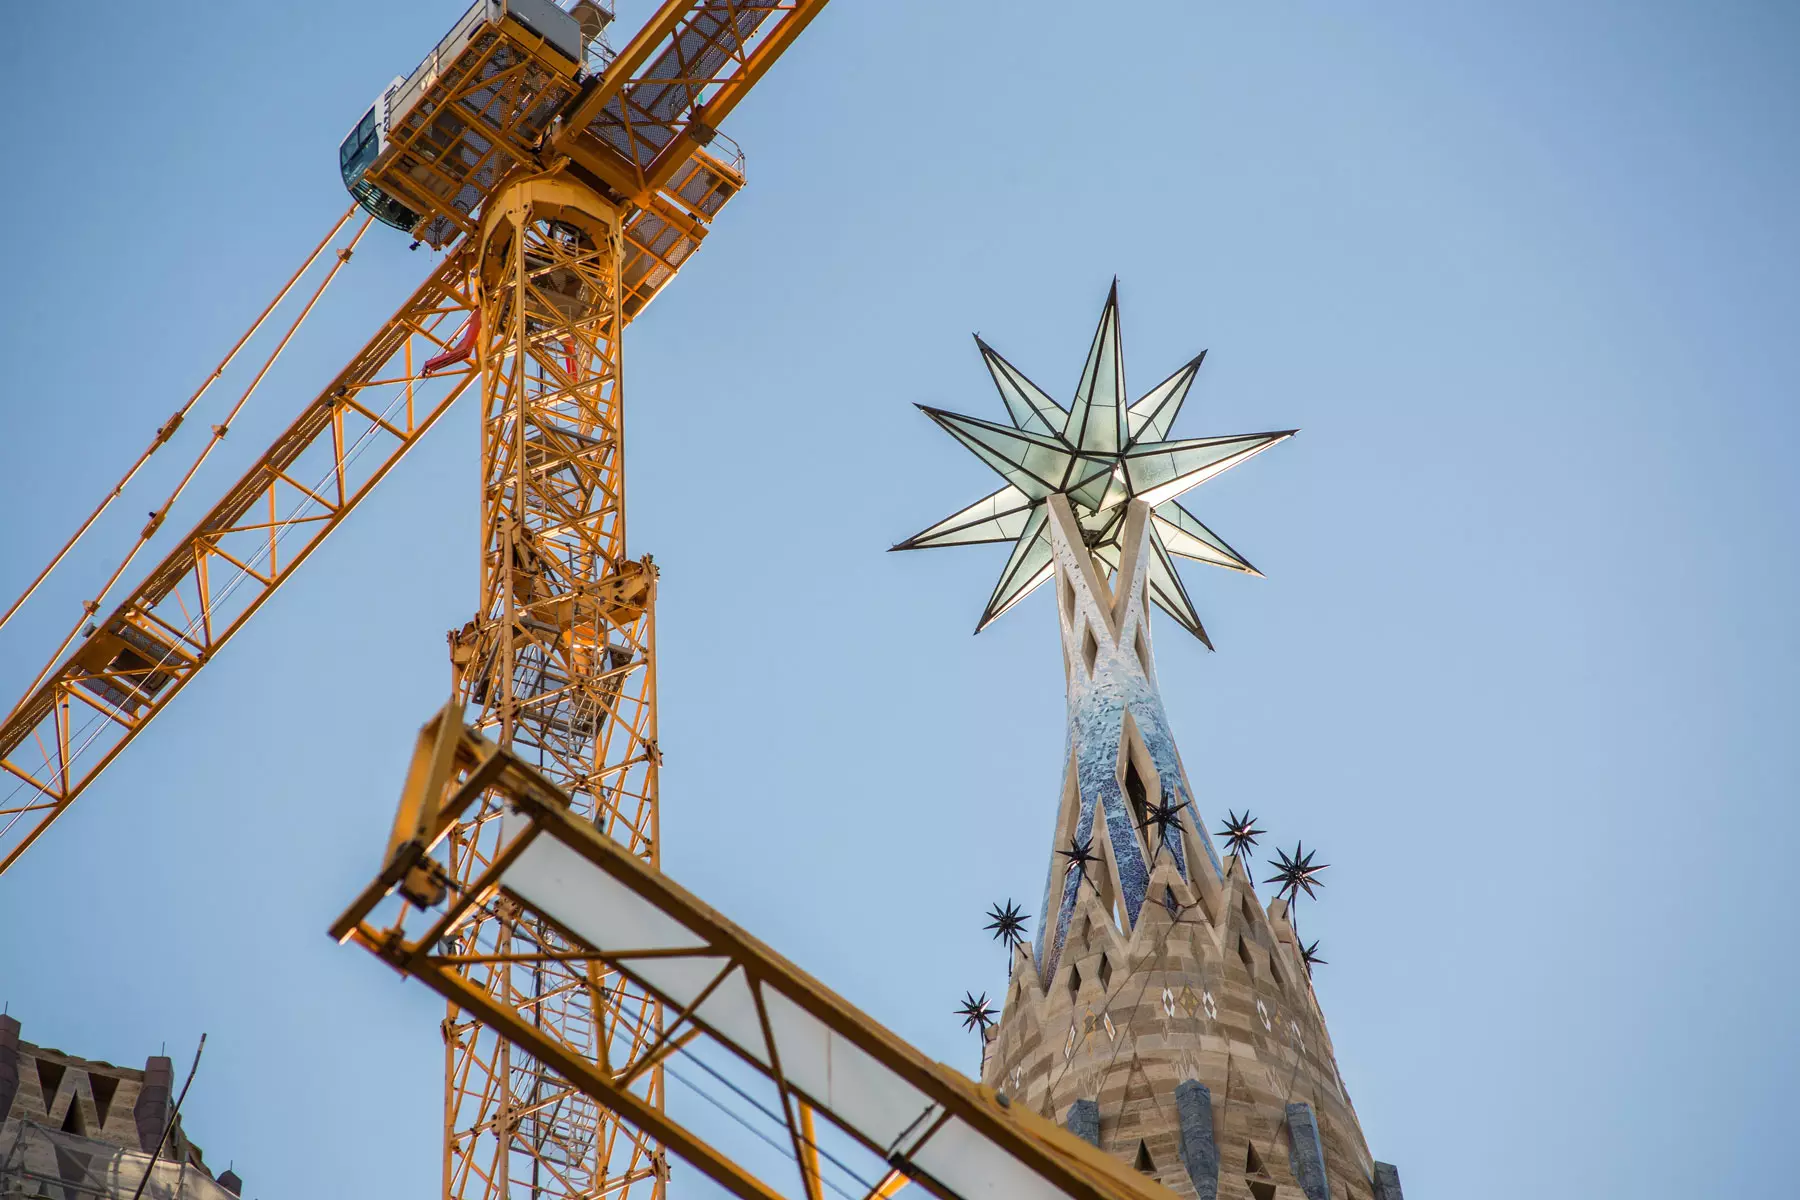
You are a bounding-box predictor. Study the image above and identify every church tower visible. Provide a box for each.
[896,286,1406,1200]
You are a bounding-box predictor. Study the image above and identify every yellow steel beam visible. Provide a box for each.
[335,707,1183,1200]
[553,1,832,200]
[425,961,785,1200]
[642,2,832,193]
[557,0,701,138]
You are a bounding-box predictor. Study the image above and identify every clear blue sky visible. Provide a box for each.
[2,2,1796,1197]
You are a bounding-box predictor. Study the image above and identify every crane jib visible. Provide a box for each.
[0,254,481,859]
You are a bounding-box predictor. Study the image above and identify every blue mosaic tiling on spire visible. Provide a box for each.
[1033,503,1224,981]
[889,286,1290,986]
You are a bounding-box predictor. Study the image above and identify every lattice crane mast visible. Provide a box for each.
[0,3,829,1198]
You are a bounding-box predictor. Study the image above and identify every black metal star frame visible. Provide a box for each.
[1137,795,1191,855]
[1216,809,1265,865]
[984,900,1029,952]
[1264,841,1329,905]
[1058,836,1099,887]
[890,284,1294,640]
[956,991,997,1035]
[1300,940,1327,973]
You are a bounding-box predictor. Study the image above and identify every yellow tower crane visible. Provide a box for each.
[0,3,828,1198]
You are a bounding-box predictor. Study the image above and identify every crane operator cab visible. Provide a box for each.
[339,78,419,233]
[335,0,596,247]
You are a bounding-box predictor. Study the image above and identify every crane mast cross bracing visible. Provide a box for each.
[0,3,833,1199]
[447,169,667,1200]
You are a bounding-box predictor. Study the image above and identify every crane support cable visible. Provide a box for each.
[0,359,459,852]
[13,216,375,702]
[0,249,482,873]
[0,205,359,639]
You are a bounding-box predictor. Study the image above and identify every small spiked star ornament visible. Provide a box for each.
[956,991,997,1035]
[1138,795,1189,854]
[1265,841,1329,905]
[892,282,1294,644]
[984,900,1029,953]
[1216,809,1265,865]
[1300,940,1327,973]
[1058,836,1099,886]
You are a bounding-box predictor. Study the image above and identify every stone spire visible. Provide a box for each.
[1032,495,1218,979]
[985,499,1404,1200]
[895,284,1406,1199]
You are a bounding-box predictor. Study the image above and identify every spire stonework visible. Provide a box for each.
[897,287,1406,1199]
[985,499,1392,1199]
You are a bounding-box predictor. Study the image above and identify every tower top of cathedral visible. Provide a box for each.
[895,286,1406,1200]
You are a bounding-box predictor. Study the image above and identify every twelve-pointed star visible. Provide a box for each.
[1300,940,1327,972]
[1058,835,1099,885]
[1216,809,1266,861]
[1138,795,1190,853]
[892,281,1295,645]
[983,900,1030,951]
[1265,841,1330,904]
[956,991,998,1034]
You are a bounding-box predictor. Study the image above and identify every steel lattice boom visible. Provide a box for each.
[0,251,482,868]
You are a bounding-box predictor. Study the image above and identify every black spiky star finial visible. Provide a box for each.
[956,991,997,1035]
[1215,809,1265,866]
[1265,841,1329,905]
[1300,940,1327,973]
[1137,795,1189,854]
[1058,835,1099,886]
[984,900,1029,953]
